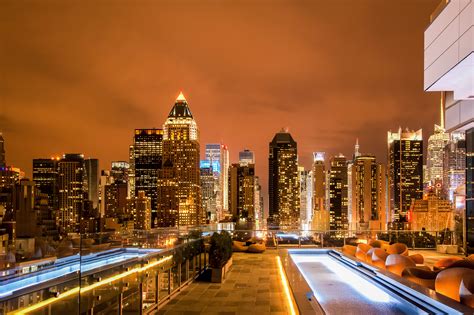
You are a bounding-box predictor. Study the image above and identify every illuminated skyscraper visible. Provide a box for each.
[387,128,423,228]
[204,143,229,220]
[133,128,163,225]
[111,161,129,183]
[426,125,449,186]
[443,132,465,202]
[33,158,59,210]
[128,145,135,198]
[57,154,84,234]
[200,163,217,222]
[254,176,264,228]
[0,133,5,168]
[84,158,99,210]
[229,163,255,222]
[329,154,348,230]
[239,149,255,165]
[268,130,300,229]
[298,166,310,229]
[134,191,151,230]
[349,154,386,231]
[311,152,329,231]
[158,93,203,226]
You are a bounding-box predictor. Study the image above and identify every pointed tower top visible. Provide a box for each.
[176,91,186,102]
[353,138,361,159]
[168,92,193,118]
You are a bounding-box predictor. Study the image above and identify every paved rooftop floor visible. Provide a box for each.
[157,250,290,315]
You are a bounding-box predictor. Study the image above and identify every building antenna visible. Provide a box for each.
[440,92,445,129]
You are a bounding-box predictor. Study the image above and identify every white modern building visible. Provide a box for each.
[424,0,473,254]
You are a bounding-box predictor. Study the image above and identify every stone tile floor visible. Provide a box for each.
[156,248,463,315]
[156,250,290,315]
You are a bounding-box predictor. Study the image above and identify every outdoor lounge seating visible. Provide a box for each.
[342,245,357,256]
[371,248,389,269]
[232,241,249,252]
[385,254,416,276]
[247,243,266,253]
[402,267,439,290]
[433,256,464,270]
[232,239,266,253]
[355,244,372,261]
[435,268,474,302]
[459,273,474,308]
[386,243,409,256]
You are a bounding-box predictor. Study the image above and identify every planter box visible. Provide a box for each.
[446,245,458,254]
[437,245,458,254]
[211,257,233,283]
[437,245,447,253]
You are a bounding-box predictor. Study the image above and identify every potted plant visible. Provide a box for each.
[209,231,233,283]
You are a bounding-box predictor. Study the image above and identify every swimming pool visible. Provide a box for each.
[285,249,471,315]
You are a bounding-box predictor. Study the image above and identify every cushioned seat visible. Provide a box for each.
[436,267,474,302]
[402,267,439,290]
[433,257,463,271]
[247,243,265,253]
[342,245,357,257]
[355,244,372,261]
[385,254,416,276]
[459,273,474,308]
[371,248,389,269]
[408,254,424,264]
[232,241,249,252]
[446,259,474,270]
[369,240,382,248]
[365,248,377,264]
[386,243,409,256]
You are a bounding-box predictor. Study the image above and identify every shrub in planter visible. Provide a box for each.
[209,231,233,282]
[209,231,232,268]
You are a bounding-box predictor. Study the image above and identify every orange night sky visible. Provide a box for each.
[1,0,440,204]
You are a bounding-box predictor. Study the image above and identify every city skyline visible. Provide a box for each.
[1,0,441,197]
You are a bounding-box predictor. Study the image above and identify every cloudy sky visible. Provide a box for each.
[1,0,440,201]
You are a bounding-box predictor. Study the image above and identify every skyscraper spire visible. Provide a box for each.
[440,91,445,129]
[176,91,186,102]
[354,138,360,158]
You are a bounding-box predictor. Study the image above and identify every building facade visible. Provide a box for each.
[349,155,386,231]
[424,0,474,253]
[387,128,423,228]
[229,163,255,222]
[32,158,59,211]
[204,143,230,221]
[329,154,348,231]
[84,158,99,210]
[311,152,329,231]
[158,93,203,227]
[410,193,454,232]
[443,132,466,202]
[133,129,163,226]
[57,154,85,234]
[268,130,300,229]
[200,164,217,223]
[426,125,449,186]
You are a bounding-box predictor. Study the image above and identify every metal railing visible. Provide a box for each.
[0,226,463,314]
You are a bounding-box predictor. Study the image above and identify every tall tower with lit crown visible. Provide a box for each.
[158,93,203,226]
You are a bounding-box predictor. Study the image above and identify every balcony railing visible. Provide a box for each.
[0,227,462,314]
